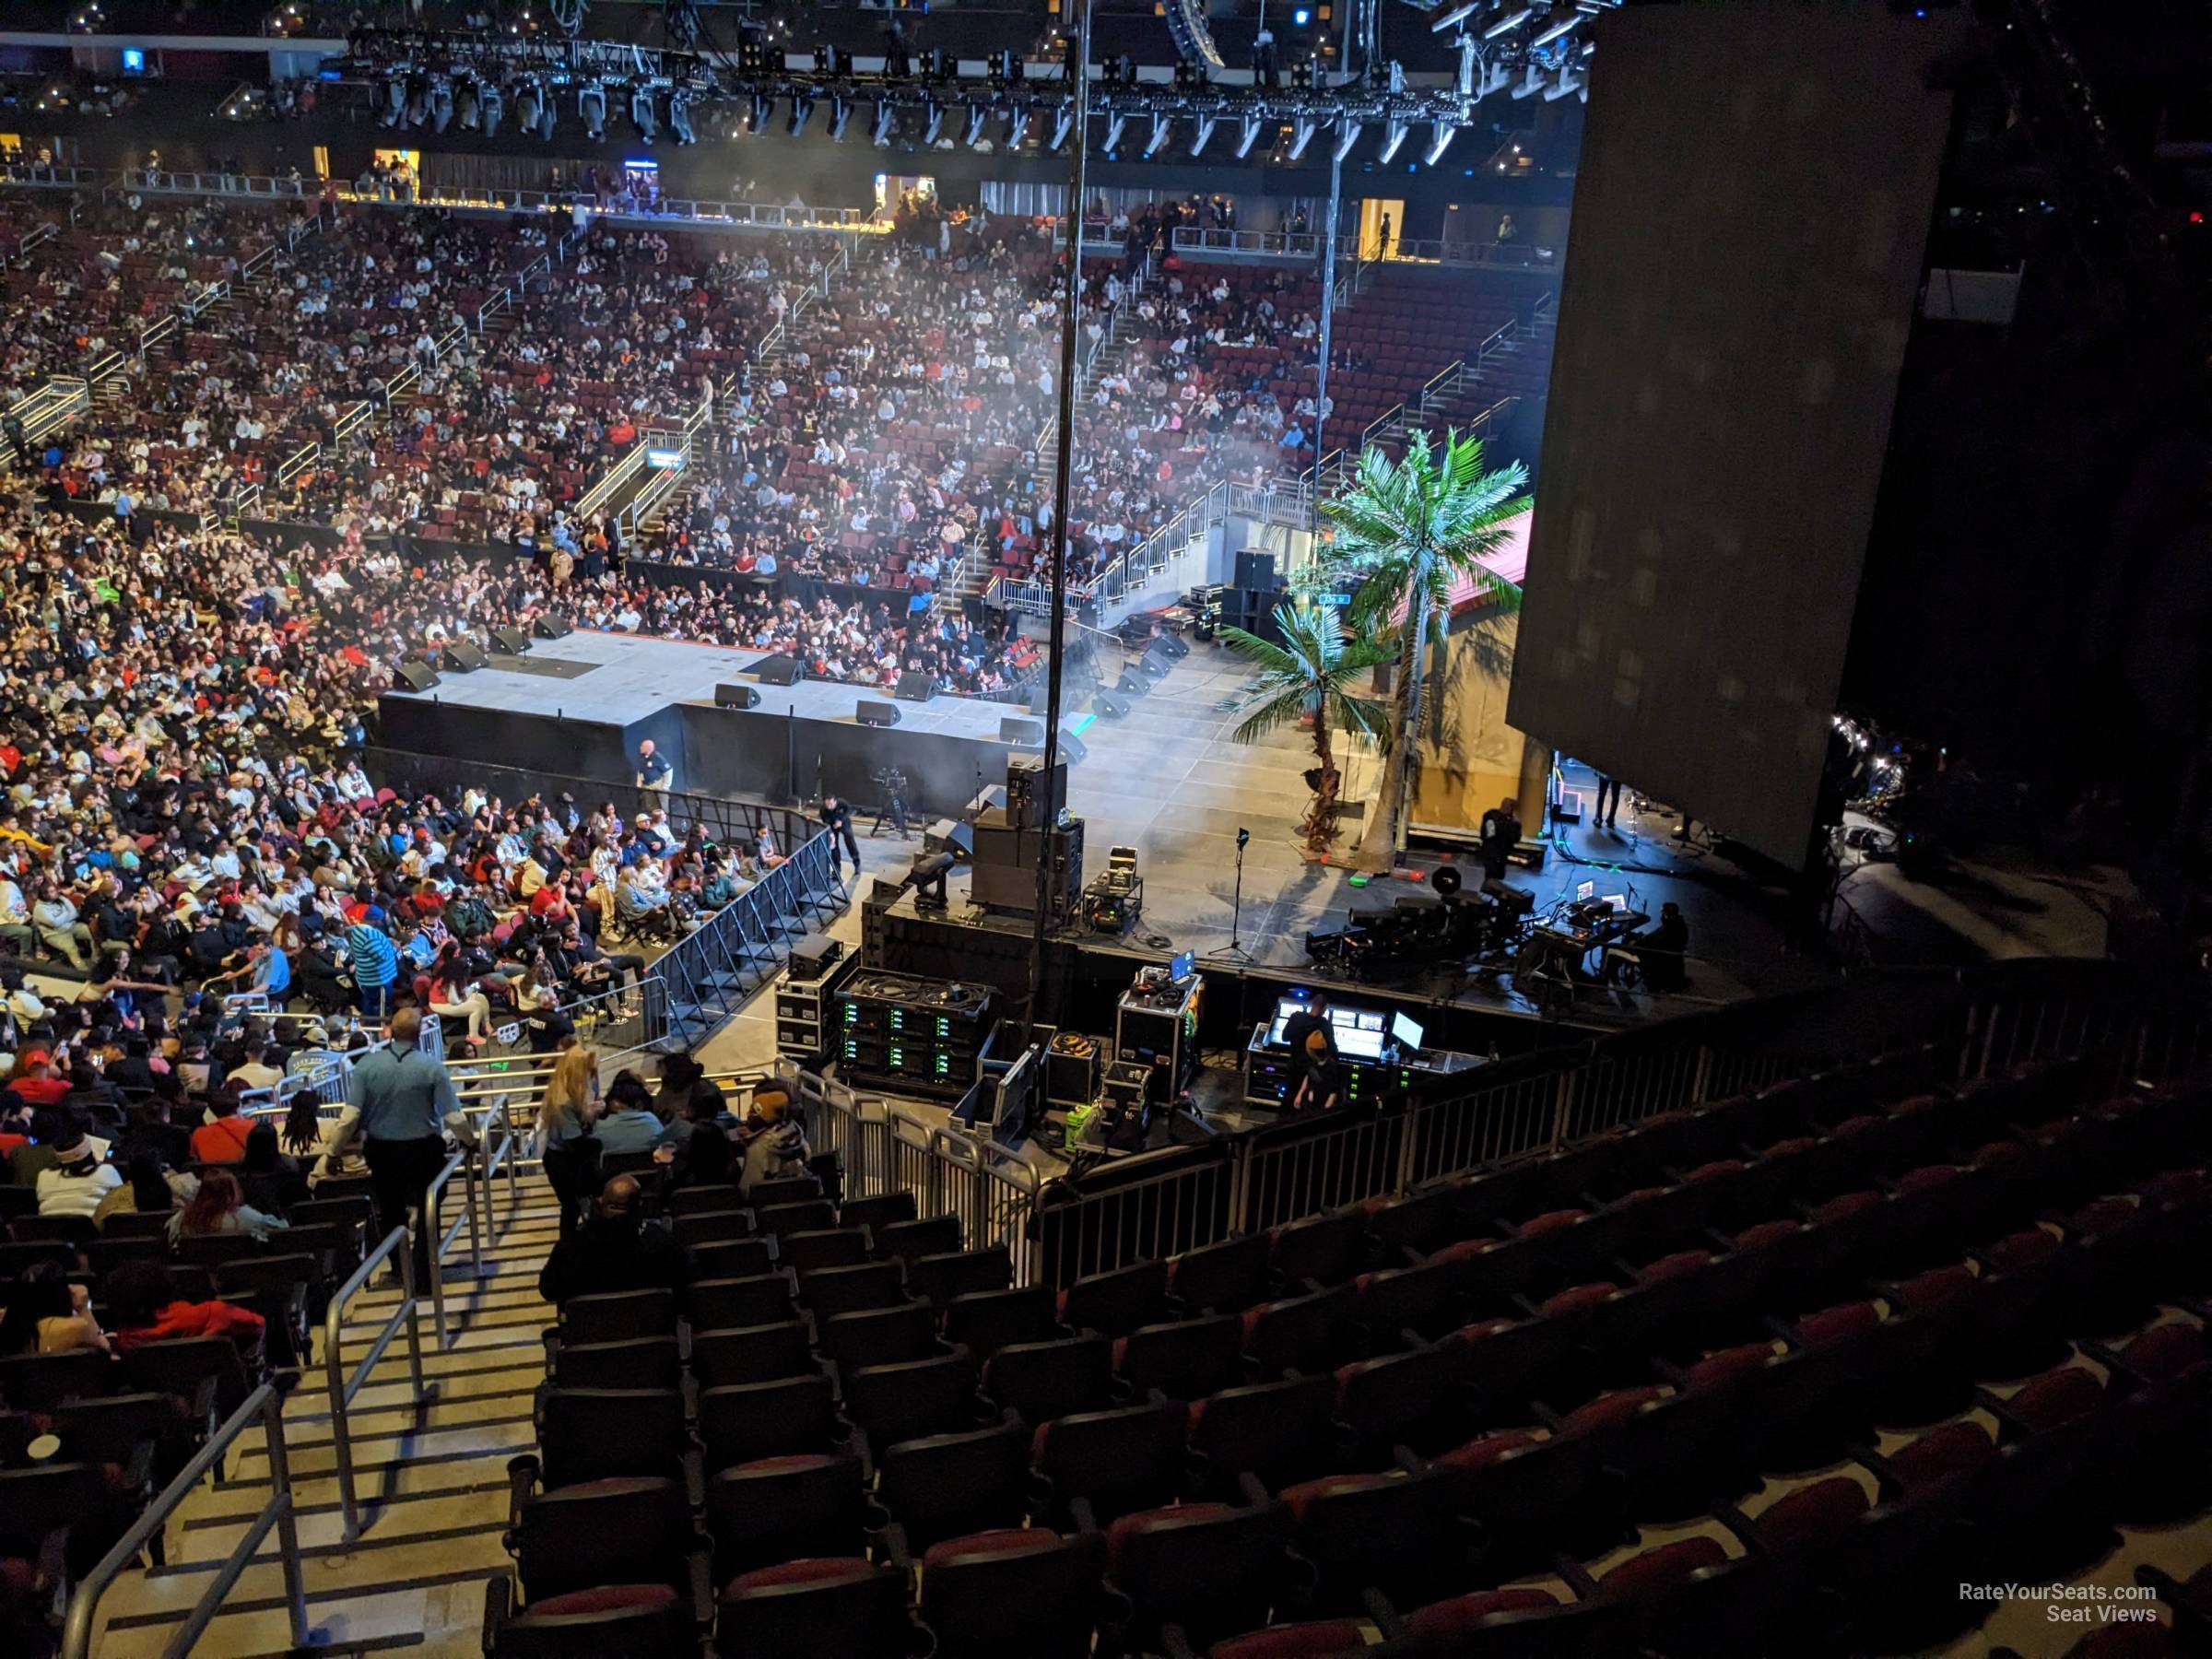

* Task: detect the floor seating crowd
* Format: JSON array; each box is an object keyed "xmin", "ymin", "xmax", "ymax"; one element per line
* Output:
[{"xmin": 488, "ymin": 1048, "xmax": 2212, "ymax": 1655}]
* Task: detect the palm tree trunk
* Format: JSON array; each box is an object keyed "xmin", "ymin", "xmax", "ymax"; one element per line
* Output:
[
  {"xmin": 1304, "ymin": 711, "xmax": 1340, "ymax": 854},
  {"xmin": 1350, "ymin": 598, "xmax": 1425, "ymax": 872}
]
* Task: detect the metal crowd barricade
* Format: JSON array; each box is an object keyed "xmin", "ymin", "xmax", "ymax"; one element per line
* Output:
[
  {"xmin": 61, "ymin": 1380, "xmax": 308, "ymax": 1659},
  {"xmin": 324, "ymin": 1224, "xmax": 429, "ymax": 1542}
]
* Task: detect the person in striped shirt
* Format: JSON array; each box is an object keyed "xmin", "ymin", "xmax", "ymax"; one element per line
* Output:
[{"xmin": 345, "ymin": 909, "xmax": 401, "ymax": 1019}]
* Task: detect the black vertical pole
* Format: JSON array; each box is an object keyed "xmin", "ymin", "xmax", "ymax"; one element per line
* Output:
[{"xmin": 1024, "ymin": 0, "xmax": 1093, "ymax": 1043}]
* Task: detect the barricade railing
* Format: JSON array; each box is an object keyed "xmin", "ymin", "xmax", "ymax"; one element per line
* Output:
[
  {"xmin": 475, "ymin": 1095, "xmax": 523, "ymax": 1239},
  {"xmin": 0, "ymin": 161, "xmax": 103, "ymax": 191},
  {"xmin": 60, "ymin": 1379, "xmax": 308, "ymax": 1659},
  {"xmin": 1168, "ymin": 226, "xmax": 1329, "ymax": 262},
  {"xmin": 772, "ymin": 1062, "xmax": 1045, "ymax": 1286},
  {"xmin": 324, "ymin": 1223, "xmax": 429, "ymax": 1541},
  {"xmin": 653, "ymin": 830, "xmax": 843, "ymax": 1046}
]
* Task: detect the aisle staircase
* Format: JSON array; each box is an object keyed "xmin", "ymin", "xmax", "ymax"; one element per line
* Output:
[{"xmin": 85, "ymin": 1189, "xmax": 559, "ymax": 1658}]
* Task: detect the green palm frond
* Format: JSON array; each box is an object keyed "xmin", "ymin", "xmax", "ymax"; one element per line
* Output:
[{"xmin": 1222, "ymin": 605, "xmax": 1394, "ymax": 748}]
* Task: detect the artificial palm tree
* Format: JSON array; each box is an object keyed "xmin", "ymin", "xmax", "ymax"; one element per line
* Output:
[
  {"xmin": 1320, "ymin": 427, "xmax": 1531, "ymax": 873},
  {"xmin": 1221, "ymin": 601, "xmax": 1394, "ymax": 857}
]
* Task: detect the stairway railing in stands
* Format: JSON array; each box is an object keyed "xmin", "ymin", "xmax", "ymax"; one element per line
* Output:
[
  {"xmin": 324, "ymin": 1224, "xmax": 429, "ymax": 1542},
  {"xmin": 61, "ymin": 1379, "xmax": 310, "ymax": 1659},
  {"xmin": 652, "ymin": 829, "xmax": 845, "ymax": 1046}
]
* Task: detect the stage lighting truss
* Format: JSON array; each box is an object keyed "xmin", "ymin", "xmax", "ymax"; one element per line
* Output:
[{"xmin": 328, "ymin": 31, "xmax": 1519, "ymax": 165}]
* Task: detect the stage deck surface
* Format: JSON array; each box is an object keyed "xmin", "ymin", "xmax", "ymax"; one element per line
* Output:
[{"xmin": 407, "ymin": 629, "xmax": 1036, "ymax": 738}]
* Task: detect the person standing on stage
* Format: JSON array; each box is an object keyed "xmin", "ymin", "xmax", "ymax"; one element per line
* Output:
[
  {"xmin": 634, "ymin": 739, "xmax": 672, "ymax": 812},
  {"xmin": 345, "ymin": 1007, "xmax": 460, "ymax": 1288},
  {"xmin": 819, "ymin": 795, "xmax": 861, "ymax": 877}
]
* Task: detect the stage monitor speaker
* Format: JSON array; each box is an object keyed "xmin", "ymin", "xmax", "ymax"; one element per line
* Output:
[
  {"xmin": 755, "ymin": 653, "xmax": 805, "ymax": 686},
  {"xmin": 1140, "ymin": 645, "xmax": 1174, "ymax": 680},
  {"xmin": 999, "ymin": 718, "xmax": 1046, "ymax": 747},
  {"xmin": 488, "ymin": 626, "xmax": 530, "ymax": 654},
  {"xmin": 1057, "ymin": 728, "xmax": 1088, "ymax": 766},
  {"xmin": 1156, "ymin": 633, "xmax": 1191, "ymax": 660},
  {"xmin": 715, "ymin": 683, "xmax": 760, "ymax": 710},
  {"xmin": 855, "ymin": 699, "xmax": 901, "ymax": 728},
  {"xmin": 1094, "ymin": 691, "xmax": 1131, "ymax": 720},
  {"xmin": 444, "ymin": 638, "xmax": 488, "ymax": 673},
  {"xmin": 924, "ymin": 818, "xmax": 974, "ymax": 856},
  {"xmin": 1114, "ymin": 670, "xmax": 1152, "ymax": 698},
  {"xmin": 534, "ymin": 614, "xmax": 572, "ymax": 640},
  {"xmin": 894, "ymin": 671, "xmax": 936, "ymax": 703},
  {"xmin": 394, "ymin": 661, "xmax": 441, "ymax": 693},
  {"xmin": 1234, "ymin": 549, "xmax": 1277, "ymax": 592}
]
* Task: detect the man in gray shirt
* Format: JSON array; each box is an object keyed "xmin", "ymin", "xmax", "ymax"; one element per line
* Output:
[{"xmin": 346, "ymin": 1007, "xmax": 461, "ymax": 1287}]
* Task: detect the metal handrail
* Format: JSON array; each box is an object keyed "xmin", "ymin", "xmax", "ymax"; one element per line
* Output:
[
  {"xmin": 61, "ymin": 1380, "xmax": 308, "ymax": 1659},
  {"xmin": 324, "ymin": 1223, "xmax": 429, "ymax": 1542},
  {"xmin": 422, "ymin": 1145, "xmax": 477, "ymax": 1349},
  {"xmin": 1168, "ymin": 226, "xmax": 1329, "ymax": 262}
]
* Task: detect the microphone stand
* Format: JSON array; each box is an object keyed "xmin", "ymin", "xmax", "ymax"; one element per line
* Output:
[{"xmin": 1206, "ymin": 833, "xmax": 1255, "ymax": 962}]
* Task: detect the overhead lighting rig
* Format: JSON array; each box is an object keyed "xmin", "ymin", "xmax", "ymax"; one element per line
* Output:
[{"xmin": 332, "ymin": 28, "xmax": 1489, "ymax": 164}]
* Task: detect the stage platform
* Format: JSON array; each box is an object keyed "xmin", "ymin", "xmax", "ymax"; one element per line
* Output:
[
  {"xmin": 390, "ymin": 631, "xmax": 1036, "ymax": 740},
  {"xmin": 376, "ymin": 630, "xmax": 1045, "ymax": 811}
]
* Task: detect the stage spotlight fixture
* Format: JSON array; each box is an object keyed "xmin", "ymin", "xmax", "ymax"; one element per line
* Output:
[
  {"xmin": 1145, "ymin": 112, "xmax": 1173, "ymax": 158},
  {"xmin": 1048, "ymin": 107, "xmax": 1075, "ymax": 150},
  {"xmin": 1422, "ymin": 122, "xmax": 1454, "ymax": 166},
  {"xmin": 512, "ymin": 78, "xmax": 540, "ymax": 132},
  {"xmin": 1333, "ymin": 117, "xmax": 1361, "ymax": 161},
  {"xmin": 1486, "ymin": 7, "xmax": 1534, "ymax": 38},
  {"xmin": 1544, "ymin": 67, "xmax": 1583, "ymax": 100},
  {"xmin": 1531, "ymin": 13, "xmax": 1580, "ymax": 48},
  {"xmin": 382, "ymin": 74, "xmax": 406, "ymax": 127},
  {"xmin": 747, "ymin": 91, "xmax": 771, "ymax": 133},
  {"xmin": 870, "ymin": 100, "xmax": 896, "ymax": 145},
  {"xmin": 1006, "ymin": 105, "xmax": 1030, "ymax": 147},
  {"xmin": 1188, "ymin": 113, "xmax": 1217, "ymax": 157},
  {"xmin": 962, "ymin": 101, "xmax": 986, "ymax": 146},
  {"xmin": 922, "ymin": 97, "xmax": 945, "ymax": 144},
  {"xmin": 787, "ymin": 94, "xmax": 813, "ymax": 136},
  {"xmin": 1377, "ymin": 119, "xmax": 1407, "ymax": 163},
  {"xmin": 478, "ymin": 81, "xmax": 502, "ymax": 136},
  {"xmin": 1430, "ymin": 2, "xmax": 1480, "ymax": 29},
  {"xmin": 456, "ymin": 81, "xmax": 480, "ymax": 130},
  {"xmin": 631, "ymin": 86, "xmax": 659, "ymax": 142},
  {"xmin": 671, "ymin": 93, "xmax": 696, "ymax": 144},
  {"xmin": 579, "ymin": 82, "xmax": 606, "ymax": 138},
  {"xmin": 1235, "ymin": 115, "xmax": 1264, "ymax": 158},
  {"xmin": 1103, "ymin": 112, "xmax": 1128, "ymax": 151},
  {"xmin": 829, "ymin": 94, "xmax": 852, "ymax": 140},
  {"xmin": 1510, "ymin": 64, "xmax": 1546, "ymax": 98},
  {"xmin": 429, "ymin": 80, "xmax": 453, "ymax": 134},
  {"xmin": 1287, "ymin": 118, "xmax": 1317, "ymax": 160},
  {"xmin": 1292, "ymin": 5, "xmax": 1312, "ymax": 21}
]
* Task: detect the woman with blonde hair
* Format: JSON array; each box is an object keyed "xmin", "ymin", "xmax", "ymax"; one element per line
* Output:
[{"xmin": 537, "ymin": 1042, "xmax": 602, "ymax": 1239}]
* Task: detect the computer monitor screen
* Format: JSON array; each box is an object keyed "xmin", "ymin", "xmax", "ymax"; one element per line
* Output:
[
  {"xmin": 1575, "ymin": 879, "xmax": 1594, "ymax": 900},
  {"xmin": 1391, "ymin": 1011, "xmax": 1425, "ymax": 1053},
  {"xmin": 1169, "ymin": 950, "xmax": 1194, "ymax": 982},
  {"xmin": 1328, "ymin": 1006, "xmax": 1388, "ymax": 1062},
  {"xmin": 1267, "ymin": 995, "xmax": 1311, "ymax": 1046},
  {"xmin": 1601, "ymin": 894, "xmax": 1626, "ymax": 912}
]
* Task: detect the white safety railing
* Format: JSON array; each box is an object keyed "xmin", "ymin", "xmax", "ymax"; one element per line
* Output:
[{"xmin": 1374, "ymin": 235, "xmax": 1562, "ymax": 272}]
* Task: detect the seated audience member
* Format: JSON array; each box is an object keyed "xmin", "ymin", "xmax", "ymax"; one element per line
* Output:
[
  {"xmin": 35, "ymin": 1127, "xmax": 120, "ymax": 1218},
  {"xmin": 0, "ymin": 1261, "xmax": 108, "ymax": 1355},
  {"xmin": 591, "ymin": 1071, "xmax": 665, "ymax": 1156},
  {"xmin": 190, "ymin": 1090, "xmax": 257, "ymax": 1165},
  {"xmin": 94, "ymin": 1151, "xmax": 197, "ymax": 1228},
  {"xmin": 103, "ymin": 1258, "xmax": 266, "ymax": 1356},
  {"xmin": 536, "ymin": 1174, "xmax": 688, "ymax": 1306},
  {"xmin": 735, "ymin": 1086, "xmax": 809, "ymax": 1197},
  {"xmin": 168, "ymin": 1169, "xmax": 290, "ymax": 1244},
  {"xmin": 239, "ymin": 1122, "xmax": 309, "ymax": 1217}
]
